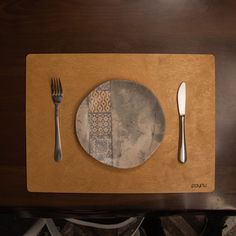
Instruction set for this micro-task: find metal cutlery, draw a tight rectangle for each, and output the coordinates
[51,78,63,162]
[177,82,187,164]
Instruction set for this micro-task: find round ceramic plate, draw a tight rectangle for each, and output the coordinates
[75,80,165,168]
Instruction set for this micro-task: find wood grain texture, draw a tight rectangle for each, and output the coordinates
[0,0,236,214]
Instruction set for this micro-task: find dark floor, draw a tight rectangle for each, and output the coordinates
[0,213,233,236]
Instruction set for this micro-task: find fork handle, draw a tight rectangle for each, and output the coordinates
[54,104,62,162]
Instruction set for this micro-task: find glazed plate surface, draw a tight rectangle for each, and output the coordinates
[76,80,165,168]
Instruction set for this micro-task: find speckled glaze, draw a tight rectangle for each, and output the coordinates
[75,80,165,168]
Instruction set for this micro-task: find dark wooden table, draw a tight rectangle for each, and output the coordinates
[1,0,236,217]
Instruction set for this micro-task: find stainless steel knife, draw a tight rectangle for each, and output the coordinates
[177,82,187,163]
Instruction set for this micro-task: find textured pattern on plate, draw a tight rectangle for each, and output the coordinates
[76,80,165,168]
[88,81,113,165]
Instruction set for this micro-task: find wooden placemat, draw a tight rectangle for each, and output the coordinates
[26,53,215,193]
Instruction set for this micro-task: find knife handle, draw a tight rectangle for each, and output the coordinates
[179,115,187,164]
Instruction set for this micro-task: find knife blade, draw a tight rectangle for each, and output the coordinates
[177,82,187,163]
[178,82,186,116]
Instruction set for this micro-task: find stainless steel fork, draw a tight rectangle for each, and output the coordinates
[51,78,63,162]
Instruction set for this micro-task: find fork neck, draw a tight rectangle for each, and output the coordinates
[55,103,60,116]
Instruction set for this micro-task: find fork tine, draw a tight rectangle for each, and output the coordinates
[57,78,60,96]
[51,78,63,97]
[55,78,59,96]
[52,78,56,95]
[59,79,63,95]
[51,78,55,95]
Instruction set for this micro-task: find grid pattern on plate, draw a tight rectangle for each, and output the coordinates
[88,81,113,165]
